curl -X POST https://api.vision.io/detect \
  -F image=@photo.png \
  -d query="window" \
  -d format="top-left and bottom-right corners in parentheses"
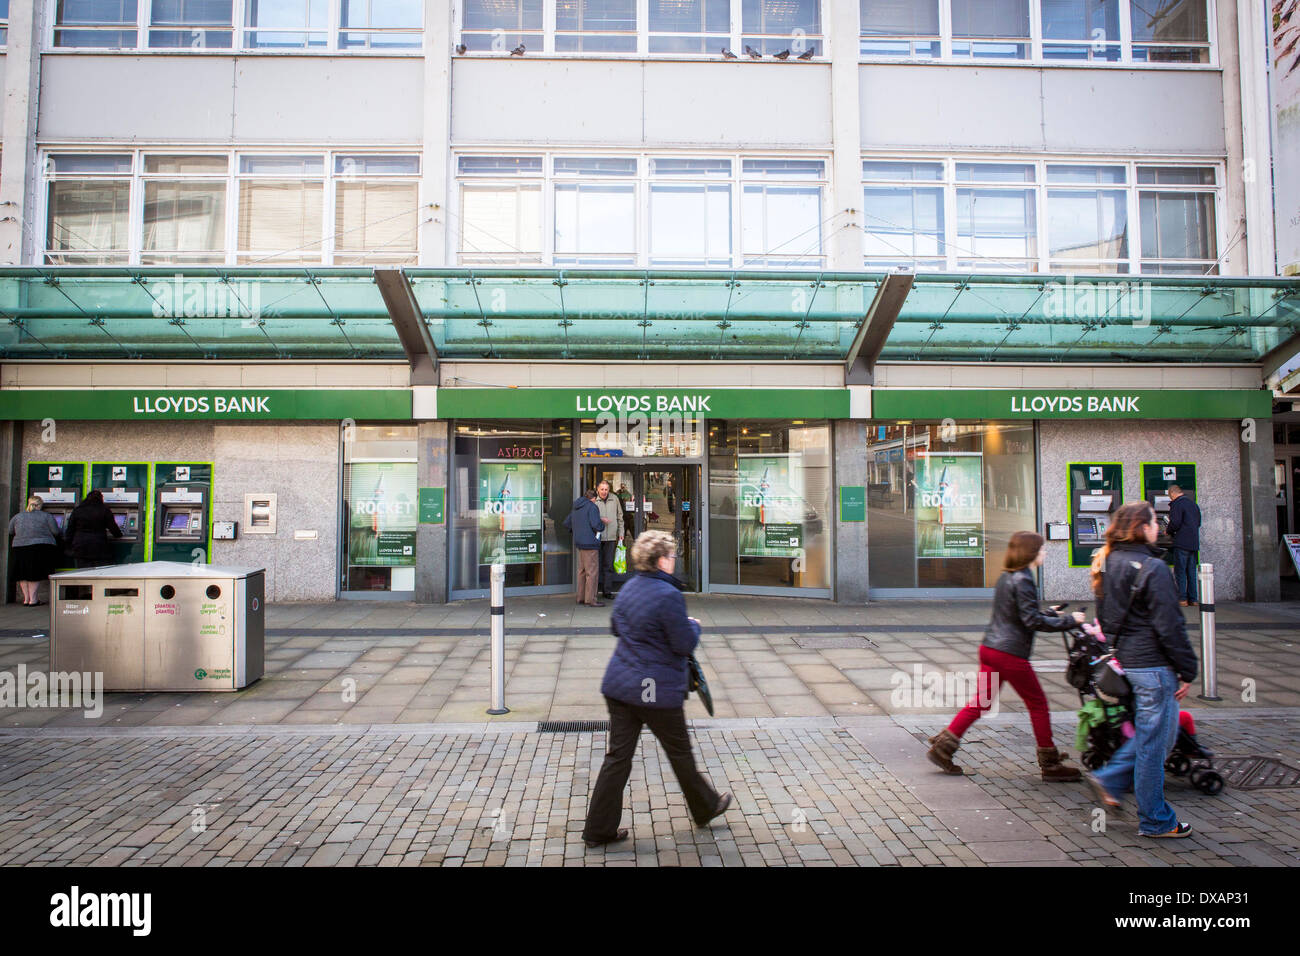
top-left (45, 154), bottom-right (133, 264)
top-left (951, 0), bottom-right (1030, 59)
top-left (556, 0), bottom-right (637, 52)
top-left (142, 155), bottom-right (228, 264)
top-left (863, 161), bottom-right (945, 268)
top-left (148, 0), bottom-right (233, 48)
top-left (955, 162), bottom-right (1036, 270)
top-left (1131, 0), bottom-right (1210, 63)
top-left (0, 1), bottom-right (10, 46)
top-left (55, 0), bottom-right (138, 48)
top-left (1040, 0), bottom-right (1120, 60)
top-left (859, 0), bottom-right (940, 58)
top-left (1045, 164), bottom-right (1128, 272)
top-left (333, 155), bottom-right (420, 265)
top-left (648, 0), bottom-right (728, 53)
top-left (244, 0), bottom-right (327, 48)
top-left (742, 0), bottom-right (821, 56)
top-left (457, 156), bottom-right (544, 265)
top-left (553, 157), bottom-right (637, 265)
top-left (460, 0), bottom-right (542, 52)
top-left (649, 158), bottom-right (732, 266)
top-left (339, 0), bottom-right (421, 48)
top-left (741, 159), bottom-right (826, 267)
top-left (343, 425), bottom-right (418, 594)
top-left (236, 155), bottom-right (324, 263)
top-left (1137, 165), bottom-right (1217, 274)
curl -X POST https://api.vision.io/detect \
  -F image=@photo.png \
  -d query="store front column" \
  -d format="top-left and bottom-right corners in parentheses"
top-left (416, 420), bottom-right (449, 604)
top-left (834, 420), bottom-right (869, 604)
top-left (1241, 422), bottom-right (1281, 601)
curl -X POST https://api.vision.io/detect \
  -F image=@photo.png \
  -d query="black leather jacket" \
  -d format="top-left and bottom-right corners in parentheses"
top-left (1097, 543), bottom-right (1198, 682)
top-left (982, 567), bottom-right (1072, 658)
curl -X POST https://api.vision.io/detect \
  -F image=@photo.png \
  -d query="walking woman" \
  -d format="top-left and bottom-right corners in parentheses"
top-left (581, 530), bottom-right (731, 848)
top-left (65, 490), bottom-right (123, 569)
top-left (1085, 501), bottom-right (1199, 838)
top-left (8, 495), bottom-right (63, 606)
top-left (928, 531), bottom-right (1085, 780)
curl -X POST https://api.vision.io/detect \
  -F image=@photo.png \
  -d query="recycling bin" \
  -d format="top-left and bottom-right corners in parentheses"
top-left (50, 561), bottom-right (265, 691)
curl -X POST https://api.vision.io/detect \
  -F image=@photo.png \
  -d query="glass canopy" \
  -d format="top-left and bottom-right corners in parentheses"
top-left (1, 266), bottom-right (1296, 364)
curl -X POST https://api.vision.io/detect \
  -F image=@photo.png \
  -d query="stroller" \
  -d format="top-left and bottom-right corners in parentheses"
top-left (1059, 605), bottom-right (1224, 795)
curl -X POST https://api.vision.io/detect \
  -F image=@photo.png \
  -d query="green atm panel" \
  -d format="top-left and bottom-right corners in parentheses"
top-left (90, 462), bottom-right (150, 564)
top-left (1067, 462), bottom-right (1122, 568)
top-left (152, 462), bottom-right (213, 563)
top-left (26, 461), bottom-right (86, 568)
top-left (1141, 462), bottom-right (1197, 558)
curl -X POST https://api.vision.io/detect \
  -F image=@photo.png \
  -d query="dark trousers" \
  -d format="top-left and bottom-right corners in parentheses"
top-left (1170, 547), bottom-right (1198, 603)
top-left (582, 696), bottom-right (720, 841)
top-left (598, 539), bottom-right (618, 594)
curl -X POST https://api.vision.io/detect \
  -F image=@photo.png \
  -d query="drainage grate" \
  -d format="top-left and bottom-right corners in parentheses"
top-left (538, 720), bottom-right (610, 733)
top-left (1214, 756), bottom-right (1300, 790)
top-left (793, 635), bottom-right (878, 649)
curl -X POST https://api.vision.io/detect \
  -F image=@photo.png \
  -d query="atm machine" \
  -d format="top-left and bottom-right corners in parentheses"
top-left (152, 463), bottom-right (213, 562)
top-left (1143, 463), bottom-right (1197, 552)
top-left (1147, 489), bottom-right (1197, 550)
top-left (25, 462), bottom-right (86, 567)
top-left (1072, 488), bottom-right (1120, 557)
top-left (90, 462), bottom-right (147, 564)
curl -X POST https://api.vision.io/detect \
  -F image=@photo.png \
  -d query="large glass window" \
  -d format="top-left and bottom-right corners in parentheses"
top-left (1040, 0), bottom-right (1120, 60)
top-left (1131, 0), bottom-right (1210, 63)
top-left (243, 0), bottom-right (328, 48)
top-left (450, 420), bottom-right (574, 594)
top-left (556, 0), bottom-right (637, 52)
top-left (342, 424), bottom-right (418, 593)
top-left (709, 420), bottom-right (832, 593)
top-left (862, 160), bottom-right (945, 269)
top-left (648, 0), bottom-right (728, 53)
top-left (148, 0), bottom-right (233, 48)
top-left (45, 154), bottom-right (133, 265)
top-left (339, 0), bottom-right (421, 49)
top-left (742, 0), bottom-right (822, 56)
top-left (866, 422), bottom-right (1037, 590)
top-left (1046, 164), bottom-right (1128, 272)
top-left (741, 159), bottom-right (826, 268)
top-left (333, 154), bottom-right (420, 265)
top-left (1137, 166), bottom-right (1217, 274)
top-left (55, 0), bottom-right (138, 48)
top-left (553, 157), bottom-right (637, 265)
top-left (457, 156), bottom-right (544, 265)
top-left (236, 154), bottom-right (325, 263)
top-left (951, 0), bottom-right (1030, 59)
top-left (649, 158), bottom-right (732, 267)
top-left (142, 155), bottom-right (228, 264)
top-left (460, 0), bottom-right (542, 51)
top-left (955, 162), bottom-right (1037, 271)
top-left (859, 0), bottom-right (940, 57)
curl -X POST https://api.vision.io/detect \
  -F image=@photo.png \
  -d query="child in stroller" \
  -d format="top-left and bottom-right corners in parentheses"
top-left (1060, 606), bottom-right (1223, 795)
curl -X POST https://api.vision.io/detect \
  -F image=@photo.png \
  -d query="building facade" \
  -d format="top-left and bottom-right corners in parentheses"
top-left (0, 1), bottom-right (1295, 605)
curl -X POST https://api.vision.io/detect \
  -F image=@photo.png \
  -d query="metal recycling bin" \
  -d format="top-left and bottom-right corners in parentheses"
top-left (50, 561), bottom-right (265, 691)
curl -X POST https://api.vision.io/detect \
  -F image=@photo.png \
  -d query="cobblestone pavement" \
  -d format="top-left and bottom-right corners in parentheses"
top-left (2, 711), bottom-right (1296, 866)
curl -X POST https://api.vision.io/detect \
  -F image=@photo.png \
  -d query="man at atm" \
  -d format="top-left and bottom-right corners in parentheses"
top-left (65, 490), bottom-right (124, 568)
top-left (1166, 484), bottom-right (1201, 607)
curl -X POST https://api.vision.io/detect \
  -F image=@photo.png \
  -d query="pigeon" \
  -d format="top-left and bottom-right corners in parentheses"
top-left (721, 46), bottom-right (737, 58)
top-left (510, 44), bottom-right (525, 55)
top-left (797, 47), bottom-right (815, 59)
top-left (744, 44), bottom-right (761, 58)
top-left (455, 43), bottom-right (467, 55)
top-left (773, 49), bottom-right (790, 59)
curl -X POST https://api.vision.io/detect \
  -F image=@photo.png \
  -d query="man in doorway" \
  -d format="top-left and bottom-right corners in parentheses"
top-left (1166, 484), bottom-right (1201, 607)
top-left (594, 480), bottom-right (625, 600)
top-left (565, 487), bottom-right (606, 607)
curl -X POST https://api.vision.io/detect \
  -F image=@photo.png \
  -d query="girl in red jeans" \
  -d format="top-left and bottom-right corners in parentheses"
top-left (927, 531), bottom-right (1085, 781)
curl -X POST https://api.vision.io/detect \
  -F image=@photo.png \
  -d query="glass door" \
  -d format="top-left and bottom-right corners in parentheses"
top-left (582, 463), bottom-right (700, 591)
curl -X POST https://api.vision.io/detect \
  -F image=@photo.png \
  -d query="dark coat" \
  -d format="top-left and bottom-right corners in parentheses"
top-left (601, 569), bottom-right (700, 709)
top-left (1097, 542), bottom-right (1198, 682)
top-left (564, 496), bottom-right (604, 550)
top-left (981, 567), bottom-right (1073, 658)
top-left (1165, 495), bottom-right (1200, 551)
top-left (65, 500), bottom-right (122, 566)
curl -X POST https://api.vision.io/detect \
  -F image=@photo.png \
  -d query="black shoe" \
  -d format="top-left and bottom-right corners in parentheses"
top-left (699, 792), bottom-right (732, 827)
top-left (586, 601), bottom-right (606, 607)
top-left (583, 828), bottom-right (629, 849)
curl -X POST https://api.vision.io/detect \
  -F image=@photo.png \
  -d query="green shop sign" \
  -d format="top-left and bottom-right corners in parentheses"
top-left (435, 388), bottom-right (850, 420)
top-left (0, 389), bottom-right (412, 421)
top-left (873, 389), bottom-right (1271, 421)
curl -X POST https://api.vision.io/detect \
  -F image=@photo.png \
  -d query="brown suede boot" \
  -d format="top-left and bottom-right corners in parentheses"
top-left (1037, 746), bottom-right (1081, 782)
top-left (926, 729), bottom-right (964, 775)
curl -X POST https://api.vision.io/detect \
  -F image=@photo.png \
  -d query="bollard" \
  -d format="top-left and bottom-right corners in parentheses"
top-left (487, 562), bottom-right (510, 715)
top-left (1197, 562), bottom-right (1221, 701)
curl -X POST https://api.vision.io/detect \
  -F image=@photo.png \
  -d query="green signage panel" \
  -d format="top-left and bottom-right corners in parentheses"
top-left (1068, 462), bottom-right (1123, 568)
top-left (1141, 462), bottom-right (1198, 565)
top-left (873, 389), bottom-right (1272, 421)
top-left (418, 487), bottom-right (445, 524)
top-left (436, 388), bottom-right (851, 420)
top-left (839, 485), bottom-right (866, 523)
top-left (0, 389), bottom-right (412, 421)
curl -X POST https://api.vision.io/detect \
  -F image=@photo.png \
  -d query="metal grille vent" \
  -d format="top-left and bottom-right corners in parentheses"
top-left (538, 720), bottom-right (611, 733)
top-left (1215, 756), bottom-right (1300, 790)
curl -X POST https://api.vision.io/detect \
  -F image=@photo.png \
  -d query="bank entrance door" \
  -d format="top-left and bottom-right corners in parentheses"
top-left (581, 464), bottom-right (700, 591)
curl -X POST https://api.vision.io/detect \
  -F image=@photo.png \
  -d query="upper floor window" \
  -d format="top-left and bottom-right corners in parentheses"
top-left (459, 0), bottom-right (822, 57)
top-left (860, 0), bottom-right (1210, 64)
top-left (51, 0), bottom-right (421, 50)
top-left (0, 0), bottom-right (10, 46)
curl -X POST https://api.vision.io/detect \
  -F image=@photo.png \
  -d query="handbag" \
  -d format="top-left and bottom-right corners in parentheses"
top-left (1091, 559), bottom-right (1159, 703)
top-left (612, 540), bottom-right (627, 574)
top-left (686, 655), bottom-right (714, 716)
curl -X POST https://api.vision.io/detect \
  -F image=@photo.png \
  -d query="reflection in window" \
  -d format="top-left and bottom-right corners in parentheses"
top-left (142, 155), bottom-right (228, 264)
top-left (863, 161), bottom-right (945, 269)
top-left (553, 157), bottom-right (637, 265)
top-left (556, 0), bottom-right (637, 52)
top-left (343, 425), bottom-right (418, 593)
top-left (650, 159), bottom-right (731, 266)
top-left (859, 0), bottom-right (940, 57)
top-left (649, 0), bottom-right (728, 53)
top-left (45, 154), bottom-right (134, 264)
top-left (1046, 164), bottom-right (1128, 272)
top-left (149, 0), bottom-right (234, 48)
top-left (244, 0), bottom-right (329, 48)
top-left (742, 0), bottom-right (821, 56)
top-left (741, 160), bottom-right (825, 267)
top-left (1040, 0), bottom-right (1120, 60)
top-left (55, 0), bottom-right (139, 48)
top-left (951, 0), bottom-right (1030, 59)
top-left (1131, 0), bottom-right (1209, 63)
top-left (339, 0), bottom-right (421, 48)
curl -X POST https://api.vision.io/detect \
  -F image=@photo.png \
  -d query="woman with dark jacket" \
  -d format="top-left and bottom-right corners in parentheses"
top-left (64, 490), bottom-right (122, 568)
top-left (928, 531), bottom-right (1086, 780)
top-left (581, 530), bottom-right (732, 849)
top-left (1085, 501), bottom-right (1199, 838)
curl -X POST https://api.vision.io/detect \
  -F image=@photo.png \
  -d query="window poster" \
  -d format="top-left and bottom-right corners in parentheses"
top-left (738, 453), bottom-right (805, 558)
top-left (914, 452), bottom-right (984, 559)
top-left (348, 461), bottom-right (417, 567)
top-left (478, 459), bottom-right (543, 565)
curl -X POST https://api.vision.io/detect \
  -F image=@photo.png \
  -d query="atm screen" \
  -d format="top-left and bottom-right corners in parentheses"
top-left (1153, 495), bottom-right (1171, 512)
top-left (166, 512), bottom-right (191, 532)
top-left (113, 514), bottom-right (127, 530)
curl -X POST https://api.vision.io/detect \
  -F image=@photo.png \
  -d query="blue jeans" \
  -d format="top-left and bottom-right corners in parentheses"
top-left (1170, 548), bottom-right (1198, 604)
top-left (1091, 666), bottom-right (1181, 835)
